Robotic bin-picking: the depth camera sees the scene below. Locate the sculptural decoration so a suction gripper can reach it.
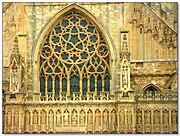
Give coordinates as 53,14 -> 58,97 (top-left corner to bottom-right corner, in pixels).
145,110 -> 151,124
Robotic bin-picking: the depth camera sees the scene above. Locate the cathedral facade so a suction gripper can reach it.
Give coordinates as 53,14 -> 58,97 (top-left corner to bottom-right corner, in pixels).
2,2 -> 178,134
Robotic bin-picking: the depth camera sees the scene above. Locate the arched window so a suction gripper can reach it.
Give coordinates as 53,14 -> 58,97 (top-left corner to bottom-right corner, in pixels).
39,10 -> 111,100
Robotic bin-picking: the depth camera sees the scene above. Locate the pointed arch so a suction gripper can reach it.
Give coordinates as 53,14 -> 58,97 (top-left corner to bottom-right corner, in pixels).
32,4 -> 116,62
141,84 -> 161,93
32,4 -> 117,94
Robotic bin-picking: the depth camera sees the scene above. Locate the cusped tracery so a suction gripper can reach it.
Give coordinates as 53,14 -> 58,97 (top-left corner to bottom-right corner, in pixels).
39,11 -> 111,99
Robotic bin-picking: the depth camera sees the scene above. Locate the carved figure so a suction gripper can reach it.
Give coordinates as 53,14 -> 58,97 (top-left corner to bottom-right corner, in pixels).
119,110 -> 125,124
111,110 -> 116,131
71,110 -> 77,125
127,110 -> 132,124
172,110 -> 177,124
163,110 -> 168,124
80,111 -> 85,125
41,111 -> 46,124
137,110 -> 142,124
145,110 -> 151,124
64,110 -> 69,125
88,111 -> 93,125
95,110 -> 101,125
154,110 -> 160,124
49,111 -> 53,125
103,110 -> 108,129
33,111 -> 38,124
56,111 -> 61,125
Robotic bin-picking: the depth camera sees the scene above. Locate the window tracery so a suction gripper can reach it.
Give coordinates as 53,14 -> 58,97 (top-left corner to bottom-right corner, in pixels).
39,11 -> 111,99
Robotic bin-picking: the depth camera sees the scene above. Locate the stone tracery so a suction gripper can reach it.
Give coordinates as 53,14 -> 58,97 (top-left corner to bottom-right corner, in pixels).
39,10 -> 111,99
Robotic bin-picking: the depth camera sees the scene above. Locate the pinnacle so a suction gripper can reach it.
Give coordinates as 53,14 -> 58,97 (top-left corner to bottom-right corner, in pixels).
12,36 -> 20,55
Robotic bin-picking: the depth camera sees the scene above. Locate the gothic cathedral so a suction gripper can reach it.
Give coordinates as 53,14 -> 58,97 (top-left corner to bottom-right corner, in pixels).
2,2 -> 178,134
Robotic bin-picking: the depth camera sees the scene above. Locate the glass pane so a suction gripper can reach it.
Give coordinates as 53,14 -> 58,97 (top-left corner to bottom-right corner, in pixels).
55,76 -> 60,96
71,35 -> 79,44
80,20 -> 88,27
82,78 -> 87,95
97,75 -> 102,95
62,78 -> 67,92
70,75 -> 80,95
90,75 -> 95,92
104,76 -> 110,91
52,36 -> 59,44
48,76 -> 53,92
40,76 -> 45,96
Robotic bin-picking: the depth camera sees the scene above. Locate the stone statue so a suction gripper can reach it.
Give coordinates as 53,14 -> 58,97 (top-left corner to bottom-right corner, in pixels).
49,111 -> 53,125
154,110 -> 160,124
41,111 -> 46,124
88,111 -> 93,125
145,110 -> 151,124
34,111 -> 38,124
172,110 -> 177,124
64,110 -> 69,125
95,111 -> 101,125
119,110 -> 124,124
7,112 -> 11,127
56,111 -> 61,125
111,110 -> 116,131
25,111 -> 30,125
14,112 -> 19,127
12,71 -> 18,91
127,110 -> 132,124
137,110 -> 142,124
71,110 -> 77,125
122,69 -> 128,85
103,110 -> 108,129
103,110 -> 108,124
80,111 -> 85,125
163,110 -> 168,124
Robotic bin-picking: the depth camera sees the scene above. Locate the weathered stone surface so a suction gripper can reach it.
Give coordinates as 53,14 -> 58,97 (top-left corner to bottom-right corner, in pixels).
2,2 -> 178,134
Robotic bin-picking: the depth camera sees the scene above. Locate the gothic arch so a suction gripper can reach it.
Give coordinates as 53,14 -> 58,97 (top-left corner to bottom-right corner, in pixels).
141,84 -> 161,93
32,4 -> 117,94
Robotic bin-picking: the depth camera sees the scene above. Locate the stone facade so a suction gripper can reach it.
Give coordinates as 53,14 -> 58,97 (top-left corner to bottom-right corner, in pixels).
2,2 -> 178,134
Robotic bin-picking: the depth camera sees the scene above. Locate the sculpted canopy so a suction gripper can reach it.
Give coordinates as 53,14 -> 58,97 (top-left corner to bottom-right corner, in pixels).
39,10 -> 111,100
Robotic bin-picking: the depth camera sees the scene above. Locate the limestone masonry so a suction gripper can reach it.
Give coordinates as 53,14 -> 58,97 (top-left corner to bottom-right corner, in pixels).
2,2 -> 178,134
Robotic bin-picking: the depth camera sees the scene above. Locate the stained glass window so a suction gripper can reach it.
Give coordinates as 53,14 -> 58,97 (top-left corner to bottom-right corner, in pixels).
104,76 -> 110,91
82,78 -> 87,95
55,76 -> 60,96
39,10 -> 111,99
40,76 -> 45,96
90,75 -> 95,92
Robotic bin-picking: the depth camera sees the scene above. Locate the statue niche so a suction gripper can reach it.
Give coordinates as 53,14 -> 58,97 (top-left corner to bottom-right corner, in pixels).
127,110 -> 132,125
111,109 -> 116,132
40,110 -> 46,125
80,110 -> 85,125
154,110 -> 160,124
136,110 -> 142,124
7,111 -> 12,128
14,111 -> 19,129
87,110 -> 93,128
119,110 -> 125,125
33,110 -> 38,125
163,110 -> 169,124
103,109 -> 109,131
63,110 -> 69,125
71,110 -> 78,125
25,110 -> 30,131
56,110 -> 62,126
171,110 -> 177,124
48,110 -> 54,130
145,110 -> 151,124
95,110 -> 101,132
